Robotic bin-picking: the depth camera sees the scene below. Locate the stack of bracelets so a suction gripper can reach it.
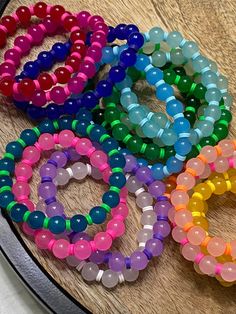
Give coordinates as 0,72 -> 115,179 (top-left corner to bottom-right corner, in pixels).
0,1 -> 234,288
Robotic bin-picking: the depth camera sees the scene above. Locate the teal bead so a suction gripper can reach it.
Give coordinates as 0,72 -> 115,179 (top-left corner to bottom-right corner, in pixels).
6,141 -> 23,159
149,27 -> 164,43
129,106 -> 147,124
0,191 -> 14,208
58,116 -> 73,130
120,91 -> 138,110
0,158 -> 15,174
170,49 -> 185,65
89,206 -> 106,224
195,120 -> 214,137
20,129 -> 38,146
192,56 -> 209,72
142,121 -> 159,138
204,105 -> 221,120
205,88 -> 221,102
28,211 -> 45,229
10,204 -> 28,223
101,46 -> 115,64
160,129 -> 177,146
116,76 -> 132,90
150,112 -> 168,128
48,216 -> 66,234
182,41 -> 199,58
189,130 -> 199,145
38,119 -> 55,134
201,70 -> 218,87
166,31 -> 183,48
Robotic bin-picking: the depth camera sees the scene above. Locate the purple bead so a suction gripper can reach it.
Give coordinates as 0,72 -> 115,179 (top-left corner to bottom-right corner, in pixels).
130,251 -> 148,270
145,238 -> 163,257
38,182 -> 57,199
124,155 -> 137,172
72,232 -> 91,243
148,180 -> 165,198
108,252 -> 125,271
136,167 -> 152,184
46,201 -> 64,217
89,250 -> 106,264
154,201 -> 172,216
66,148 -> 80,161
39,163 -> 57,179
51,151 -> 67,167
153,221 -> 171,238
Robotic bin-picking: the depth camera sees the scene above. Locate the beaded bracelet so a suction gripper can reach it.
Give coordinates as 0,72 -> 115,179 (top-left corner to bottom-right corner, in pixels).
0,117 -> 126,234
0,3 -> 109,105
170,139 -> 236,284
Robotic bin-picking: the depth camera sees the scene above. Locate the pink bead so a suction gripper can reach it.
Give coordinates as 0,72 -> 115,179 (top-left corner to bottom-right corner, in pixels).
28,25 -> 44,44
199,256 -> 217,275
50,86 -> 67,104
14,36 -> 31,54
120,187 -> 128,199
0,62 -> 16,77
35,230 -> 54,249
23,146 -> 40,164
79,61 -> 96,79
111,203 -> 129,219
199,164 -> 211,179
68,76 -> 85,94
176,172 -> 195,190
107,219 -> 125,237
187,226 -> 206,245
20,199 -> 34,211
94,232 -> 112,251
200,146 -> 218,163
75,138 -> 92,155
174,209 -> 193,228
102,167 -> 112,183
90,150 -> 108,168
38,133 -> 54,150
218,140 -> 235,157
52,239 -> 70,259
171,190 -> 189,206
74,240 -> 92,260
167,207 -> 175,223
221,262 -> 236,282
4,49 -> 21,66
214,156 -> 229,173
43,17 -> 57,34
58,130 -> 75,148
182,243 -> 201,261
172,226 -> 187,243
207,237 -> 226,257
12,181 -> 30,198
32,90 -> 47,107
186,158 -> 205,176
15,162 -> 33,180
22,222 -> 35,236
77,11 -> 90,28
87,45 -> 102,62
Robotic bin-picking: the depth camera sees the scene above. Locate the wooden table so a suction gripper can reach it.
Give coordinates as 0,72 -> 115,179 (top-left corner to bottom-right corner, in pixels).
0,0 -> 236,313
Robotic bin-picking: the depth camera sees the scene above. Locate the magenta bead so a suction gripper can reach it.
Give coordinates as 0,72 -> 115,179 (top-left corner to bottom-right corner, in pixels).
74,240 -> 92,260
111,203 -> 129,219
23,146 -> 40,164
32,90 -> 47,107
35,230 -> 54,249
107,219 -> 125,237
94,232 -> 112,251
38,133 -> 54,150
68,77 -> 85,94
77,11 -> 90,28
50,86 -> 67,104
0,62 -> 16,77
43,17 -> 57,34
15,162 -> 33,180
4,49 -> 21,66
52,239 -> 70,259
12,181 -> 30,198
28,25 -> 44,44
58,130 -> 75,148
14,36 -> 31,54
75,138 -> 92,155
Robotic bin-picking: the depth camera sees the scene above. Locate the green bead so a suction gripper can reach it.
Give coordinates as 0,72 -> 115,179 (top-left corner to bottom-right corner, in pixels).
92,109 -> 105,125
127,67 -> 141,82
184,110 -> 196,126
104,107 -> 121,123
103,89 -> 120,106
214,122 -> 228,140
186,96 -> 201,109
174,67 -> 186,76
199,137 -> 216,147
193,84 -> 206,99
127,135 -> 143,153
177,76 -> 192,93
187,146 -> 199,159
221,109 -> 232,123
112,123 -> 129,141
163,69 -> 176,85
144,143 -> 160,160
165,146 -> 175,160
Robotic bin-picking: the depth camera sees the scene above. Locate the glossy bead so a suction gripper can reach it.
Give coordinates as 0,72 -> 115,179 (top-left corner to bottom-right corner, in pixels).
207,237 -> 226,257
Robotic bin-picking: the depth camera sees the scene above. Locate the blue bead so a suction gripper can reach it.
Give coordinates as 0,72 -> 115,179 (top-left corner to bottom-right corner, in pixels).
38,51 -> 54,70
27,106 -> 44,120
70,214 -> 88,232
151,163 -> 164,180
120,48 -> 137,67
119,148 -> 131,156
0,176 -> 13,188
115,24 -> 126,40
38,119 -> 55,134
23,61 -> 40,79
174,138 -> 192,155
0,158 -> 15,174
20,129 -> 38,146
127,32 -> 144,50
85,32 -> 92,45
166,156 -> 183,173
10,204 -> 28,223
103,191 -> 120,207
137,158 -> 148,167
156,83 -> 174,101
124,24 -> 139,37
109,66 -> 126,83
146,67 -> 163,85
0,191 -> 14,208
27,211 -> 45,229
102,47 -> 115,64
107,26 -> 116,43
58,116 -> 73,130
89,206 -> 106,224
64,98 -> 78,115
109,154 -> 126,168
81,91 -> 99,109
46,103 -> 61,120
135,54 -> 150,71
90,125 -> 106,142
76,108 -> 92,121
15,75 -> 24,82
14,100 -> 28,111
109,173 -> 126,188
101,138 -> 119,153
96,80 -> 113,97
166,99 -> 183,117
52,43 -> 69,62
75,119 -> 90,136
6,141 -> 23,159
173,117 -> 190,134
48,216 -> 66,234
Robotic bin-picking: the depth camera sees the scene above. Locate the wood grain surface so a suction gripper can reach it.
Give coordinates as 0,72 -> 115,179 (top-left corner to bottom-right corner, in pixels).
1,0 -> 236,313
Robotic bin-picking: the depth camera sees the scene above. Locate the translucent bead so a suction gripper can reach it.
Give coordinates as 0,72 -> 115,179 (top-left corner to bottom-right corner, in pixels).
199,256 -> 217,275
187,226 -> 206,245
192,56 -> 209,73
137,229 -> 152,242
58,130 -> 75,148
194,183 -> 212,200
176,172 -> 195,190
170,49 -> 185,65
71,162 -> 88,180
94,232 -> 112,251
123,268 -> 139,282
12,182 -> 30,198
116,76 -> 132,90
151,112 -> 168,128
146,67 -> 163,85
108,252 -> 125,271
149,27 -> 164,43
130,251 -> 148,270
217,75 -> 228,90
66,256 -> 80,267
201,70 -> 218,87
182,41 -> 199,58
142,42 -> 156,54
182,243 -> 200,261
199,164 -> 211,179
91,167 -> 103,180
174,209 -> 193,228
40,163 -> 57,178
74,240 -> 92,260
189,130 -> 198,145
204,105 -> 221,121
214,156 -> 229,173
101,270 -> 119,288
208,59 -> 218,72
51,151 -> 67,167
218,139 -> 235,157
54,168 -> 70,185
140,210 -> 156,225
153,221 -> 171,237
107,219 -> 125,237
120,91 -> 138,110
46,201 -> 64,217
148,180 -> 165,198
15,162 -> 33,180
207,237 -> 226,257
121,114 -> 133,130
222,92 -> 233,108
111,203 -> 129,219
172,226 -> 187,243
211,177 -> 227,195
152,51 -> 167,67
195,120 -> 214,137
171,190 -> 189,206
186,158 -> 205,176
166,31 -> 183,48
205,88 -> 221,102
35,230 -> 54,249
129,106 -> 147,125
23,146 -> 40,164
102,46 -> 115,64
136,125 -> 145,138
200,145 -> 217,163
38,133 -> 54,150
81,262 -> 99,281
126,176 -> 142,193
38,182 -> 56,199
221,263 -> 236,282
136,192 -> 153,208
160,129 -> 177,146
142,121 -> 159,138
52,239 -> 69,259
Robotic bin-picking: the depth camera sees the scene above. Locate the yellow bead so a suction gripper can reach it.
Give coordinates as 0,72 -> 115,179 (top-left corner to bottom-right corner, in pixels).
194,183 -> 212,200
187,198 -> 205,212
228,168 -> 236,177
209,172 -> 224,181
230,176 -> 236,193
217,255 -> 232,263
193,216 -> 209,230
201,246 -> 209,255
212,177 -> 227,195
220,281 -> 235,287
